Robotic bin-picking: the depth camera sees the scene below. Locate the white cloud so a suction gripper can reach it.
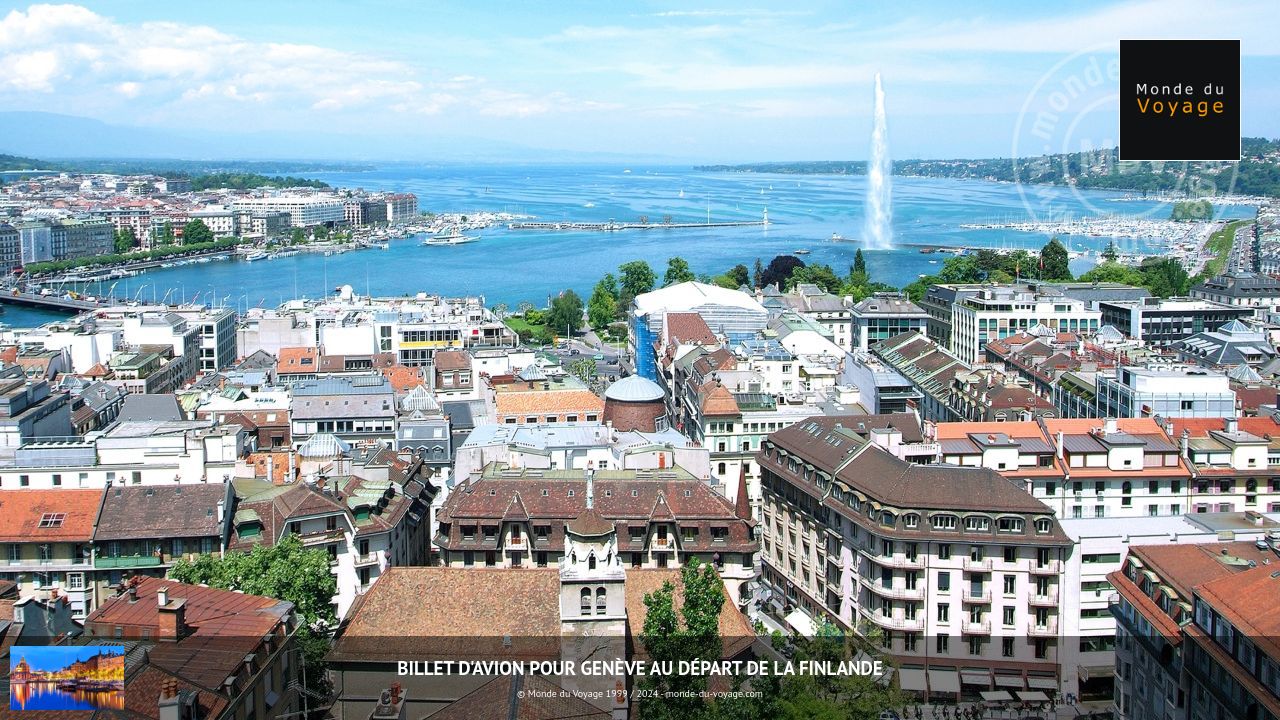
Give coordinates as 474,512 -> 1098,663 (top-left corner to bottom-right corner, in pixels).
115,81 -> 140,98
0,50 -> 60,91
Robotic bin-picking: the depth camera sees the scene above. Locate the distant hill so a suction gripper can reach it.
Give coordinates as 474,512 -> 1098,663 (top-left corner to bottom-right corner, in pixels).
697,138 -> 1280,197
0,152 -> 48,171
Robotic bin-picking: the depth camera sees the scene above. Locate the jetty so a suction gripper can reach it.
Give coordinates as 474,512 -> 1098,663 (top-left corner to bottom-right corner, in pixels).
508,211 -> 770,233
0,289 -> 106,312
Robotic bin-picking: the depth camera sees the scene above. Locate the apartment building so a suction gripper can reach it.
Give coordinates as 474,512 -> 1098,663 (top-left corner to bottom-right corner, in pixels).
1169,416 -> 1280,514
1109,541 -> 1280,720
1191,270 -> 1280,317
384,193 -> 419,223
0,222 -> 21,272
434,463 -> 759,606
773,283 -> 855,351
872,331 -> 970,422
759,416 -> 1073,698
0,489 -> 100,617
289,375 -> 397,446
230,195 -> 345,227
1099,297 -> 1252,346
850,293 -> 929,352
0,365 -> 74,462
950,285 -> 1101,364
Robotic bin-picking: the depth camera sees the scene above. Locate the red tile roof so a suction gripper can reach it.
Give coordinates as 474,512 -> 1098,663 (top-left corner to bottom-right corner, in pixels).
0,489 -> 102,542
276,347 -> 317,374
433,350 -> 472,371
380,365 -> 424,394
1169,416 -> 1280,438
665,312 -> 718,346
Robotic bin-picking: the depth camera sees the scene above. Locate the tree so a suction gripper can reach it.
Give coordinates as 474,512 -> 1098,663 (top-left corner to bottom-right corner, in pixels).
752,258 -> 764,288
766,623 -> 907,719
290,227 -> 306,245
758,255 -> 806,290
546,289 -> 585,336
1039,238 -> 1072,281
664,256 -> 696,286
313,225 -> 330,241
567,357 -> 597,385
492,302 -> 509,319
158,222 -> 176,247
726,264 -> 750,288
169,534 -> 337,703
516,301 -> 535,316
113,228 -> 136,254
182,219 -> 214,246
588,276 -> 619,329
1102,240 -> 1119,262
1140,257 -> 1191,297
853,249 -> 867,276
638,559 -> 725,720
619,260 -> 656,297
789,263 -> 842,293
1078,261 -> 1143,285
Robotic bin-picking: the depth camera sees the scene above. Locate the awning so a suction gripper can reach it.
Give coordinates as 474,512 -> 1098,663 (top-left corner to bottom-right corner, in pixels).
928,668 -> 961,694
1017,690 -> 1050,702
961,669 -> 991,685
1026,677 -> 1058,690
980,690 -> 1013,702
994,674 -> 1023,688
897,666 -> 927,692
784,609 -> 816,638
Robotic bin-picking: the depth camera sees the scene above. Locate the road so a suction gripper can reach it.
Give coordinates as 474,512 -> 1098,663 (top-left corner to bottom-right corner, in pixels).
545,335 -> 626,383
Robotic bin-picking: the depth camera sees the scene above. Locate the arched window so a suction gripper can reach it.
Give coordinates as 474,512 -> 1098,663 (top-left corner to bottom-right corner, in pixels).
1247,479 -> 1258,492
1122,482 -> 1132,494
596,588 -> 607,615
580,588 -> 591,615
588,554 -> 597,571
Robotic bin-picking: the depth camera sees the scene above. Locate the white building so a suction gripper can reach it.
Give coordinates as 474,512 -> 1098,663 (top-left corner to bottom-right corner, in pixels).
231,196 -> 345,227
951,286 -> 1101,364
1094,365 -> 1237,419
187,207 -> 240,238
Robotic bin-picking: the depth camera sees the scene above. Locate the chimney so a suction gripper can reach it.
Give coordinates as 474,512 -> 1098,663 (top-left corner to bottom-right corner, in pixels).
158,593 -> 187,642
157,679 -> 193,720
585,463 -> 595,509
128,586 -> 138,603
1055,431 -> 1064,460
157,586 -> 168,607
1180,429 -> 1190,459
216,498 -> 225,524
370,683 -> 408,720
1103,417 -> 1118,435
1225,417 -> 1239,434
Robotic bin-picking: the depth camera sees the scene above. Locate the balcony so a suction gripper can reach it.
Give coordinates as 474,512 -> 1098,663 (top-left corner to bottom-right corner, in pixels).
651,537 -> 675,552
961,619 -> 992,634
6,558 -> 93,569
1028,618 -> 1059,636
862,549 -> 924,569
869,613 -> 924,631
963,588 -> 992,603
962,557 -> 993,571
353,552 -> 381,567
95,555 -> 164,569
299,529 -> 346,547
1030,560 -> 1062,575
865,580 -> 925,601
506,536 -> 526,550
1029,593 -> 1059,607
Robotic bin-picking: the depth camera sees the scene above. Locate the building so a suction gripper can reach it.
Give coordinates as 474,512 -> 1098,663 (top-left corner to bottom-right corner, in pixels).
187,207 -> 240,238
602,375 -> 667,432
95,206 -> 154,245
488,369 -> 604,426
774,284 -> 855,351
1191,270 -> 1280,317
950,285 -> 1101,364
290,376 -> 397,446
433,463 -> 758,605
243,210 -> 291,239
1174,319 -> 1278,371
83,576 -> 300,720
0,365 -> 74,463
0,488 -> 101,616
15,216 -> 113,264
1169,416 -> 1280,514
384,193 -> 418,223
230,195 -> 345,227
758,416 -> 1075,698
1093,365 -> 1238,419
1108,541 -> 1280,720
850,293 -> 929,352
228,442 -> 436,618
630,282 -> 768,381
871,331 -> 970,422
1099,297 -> 1252,346
839,351 -> 924,415
431,349 -> 474,398
0,222 -> 21,272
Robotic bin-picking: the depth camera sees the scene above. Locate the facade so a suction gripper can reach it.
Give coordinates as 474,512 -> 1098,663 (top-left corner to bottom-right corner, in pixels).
290,376 -> 397,445
187,207 -> 240,237
759,416 -> 1075,698
0,488 -> 100,617
839,351 -> 924,415
433,464 -> 758,606
1108,541 -> 1280,720
1098,297 -> 1252,346
16,217 -> 113,264
0,222 -> 20,272
775,284 -> 855,351
1170,416 -> 1280,515
1094,366 -> 1238,419
951,285 -> 1101,364
871,331 -> 970,422
230,195 -> 345,227
0,365 -> 74,463
1191,270 -> 1280,317
631,282 -> 769,381
384,193 -> 419,223
850,293 -> 929,352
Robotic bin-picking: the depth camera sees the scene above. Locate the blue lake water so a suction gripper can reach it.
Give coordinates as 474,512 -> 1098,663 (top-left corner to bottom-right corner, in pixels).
5,165 -> 1255,327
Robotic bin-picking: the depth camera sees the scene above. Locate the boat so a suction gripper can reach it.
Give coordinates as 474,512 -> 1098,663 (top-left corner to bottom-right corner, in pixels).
583,202 -> 595,208
920,248 -> 937,254
424,229 -> 479,246
794,249 -> 811,255
243,251 -> 267,262
831,232 -> 846,241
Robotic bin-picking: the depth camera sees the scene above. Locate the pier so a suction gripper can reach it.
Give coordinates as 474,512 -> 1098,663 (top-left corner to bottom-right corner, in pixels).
508,212 -> 769,233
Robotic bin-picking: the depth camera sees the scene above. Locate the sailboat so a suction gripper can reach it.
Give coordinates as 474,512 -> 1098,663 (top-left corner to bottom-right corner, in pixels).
679,189 -> 685,198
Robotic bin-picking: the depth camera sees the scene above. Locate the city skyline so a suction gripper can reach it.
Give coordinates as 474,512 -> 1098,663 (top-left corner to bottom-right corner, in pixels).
10,645 -> 124,673
1,1 -> 1278,161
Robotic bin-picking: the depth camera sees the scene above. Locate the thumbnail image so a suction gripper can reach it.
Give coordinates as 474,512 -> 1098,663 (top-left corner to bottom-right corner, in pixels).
9,646 -> 125,711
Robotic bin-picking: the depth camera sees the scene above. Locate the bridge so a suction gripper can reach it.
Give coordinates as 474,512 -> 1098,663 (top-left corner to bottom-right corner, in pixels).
0,289 -> 104,313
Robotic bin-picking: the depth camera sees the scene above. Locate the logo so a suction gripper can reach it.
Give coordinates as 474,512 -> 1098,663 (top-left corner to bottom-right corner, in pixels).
1120,40 -> 1240,161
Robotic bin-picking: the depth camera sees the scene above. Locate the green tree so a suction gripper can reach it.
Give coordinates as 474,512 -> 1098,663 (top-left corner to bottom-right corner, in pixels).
853,249 -> 867,276
182,219 -> 214,246
567,357 -> 597,385
588,276 -> 619,329
752,258 -> 764,288
492,302 -> 509,318
1140,257 -> 1191,297
664,256 -> 696,286
759,255 -> 806,289
169,534 -> 337,702
638,559 -> 724,720
619,260 -> 657,298
789,263 -> 842,293
768,623 -> 907,719
546,289 -> 585,336
113,228 -> 136,254
725,264 -> 750,288
290,227 -> 306,245
158,222 -> 176,246
1039,238 -> 1072,280
1102,240 -> 1119,262
313,225 -> 330,241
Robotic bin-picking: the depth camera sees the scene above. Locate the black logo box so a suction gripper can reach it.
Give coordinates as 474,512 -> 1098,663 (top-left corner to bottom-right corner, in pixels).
1119,39 -> 1240,162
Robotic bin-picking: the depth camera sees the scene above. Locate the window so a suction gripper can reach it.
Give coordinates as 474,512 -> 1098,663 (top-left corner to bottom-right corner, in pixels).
937,572 -> 950,592
19,475 -> 29,487
485,551 -> 496,567
936,635 -> 949,654
51,474 -> 61,487
1002,637 -> 1015,657
938,544 -> 951,560
37,513 -> 65,529
1003,575 -> 1016,595
996,517 -> 1024,533
596,588 -> 607,615
1003,546 -> 1017,563
937,603 -> 950,622
1003,607 -> 1015,626
580,588 -> 592,616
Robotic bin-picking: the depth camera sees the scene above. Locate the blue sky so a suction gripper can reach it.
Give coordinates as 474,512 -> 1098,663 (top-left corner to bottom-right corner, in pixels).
0,1 -> 1277,161
11,645 -> 123,674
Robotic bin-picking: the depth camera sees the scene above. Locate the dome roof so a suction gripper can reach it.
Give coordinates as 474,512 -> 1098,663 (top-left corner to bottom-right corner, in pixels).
604,375 -> 664,403
298,433 -> 351,459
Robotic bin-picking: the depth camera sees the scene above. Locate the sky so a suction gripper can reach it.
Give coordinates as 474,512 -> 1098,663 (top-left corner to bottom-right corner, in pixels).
0,1 -> 1278,162
11,645 -> 124,673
